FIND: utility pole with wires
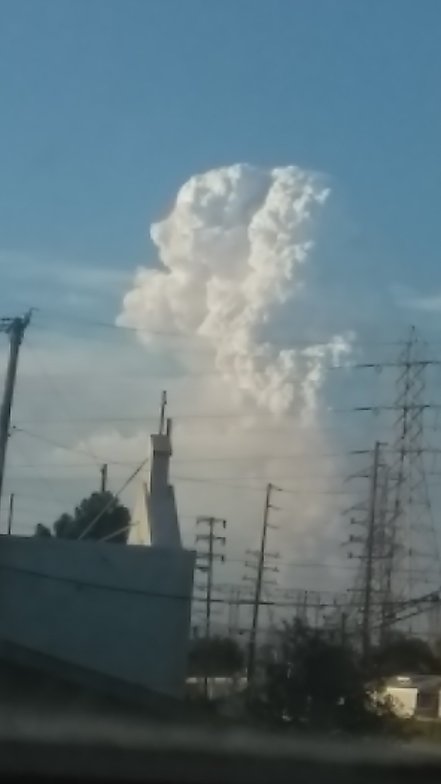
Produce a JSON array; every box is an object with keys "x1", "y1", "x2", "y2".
[
  {"x1": 7, "y1": 492, "x2": 14, "y2": 536},
  {"x1": 100, "y1": 463, "x2": 108, "y2": 493},
  {"x1": 195, "y1": 516, "x2": 227, "y2": 641},
  {"x1": 194, "y1": 516, "x2": 226, "y2": 698},
  {"x1": 227, "y1": 586, "x2": 242, "y2": 639},
  {"x1": 246, "y1": 482, "x2": 281, "y2": 683},
  {"x1": 158, "y1": 390, "x2": 167, "y2": 435},
  {"x1": 0, "y1": 311, "x2": 31, "y2": 520},
  {"x1": 344, "y1": 441, "x2": 387, "y2": 656},
  {"x1": 79, "y1": 457, "x2": 148, "y2": 541}
]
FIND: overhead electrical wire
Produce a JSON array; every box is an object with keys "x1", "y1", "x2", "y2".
[
  {"x1": 33, "y1": 308, "x2": 407, "y2": 349},
  {"x1": 0, "y1": 560, "x2": 437, "y2": 613},
  {"x1": 77, "y1": 458, "x2": 149, "y2": 540},
  {"x1": 24, "y1": 335, "x2": 100, "y2": 466}
]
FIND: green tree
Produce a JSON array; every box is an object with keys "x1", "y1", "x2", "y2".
[
  {"x1": 35, "y1": 522, "x2": 52, "y2": 538},
  {"x1": 34, "y1": 492, "x2": 130, "y2": 544},
  {"x1": 188, "y1": 636, "x2": 244, "y2": 677},
  {"x1": 372, "y1": 633, "x2": 440, "y2": 677},
  {"x1": 259, "y1": 620, "x2": 392, "y2": 733}
]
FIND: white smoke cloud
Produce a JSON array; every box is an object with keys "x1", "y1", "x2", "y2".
[
  {"x1": 118, "y1": 164, "x2": 351, "y2": 417},
  {"x1": 4, "y1": 166, "x2": 356, "y2": 600},
  {"x1": 112, "y1": 163, "x2": 356, "y2": 593}
]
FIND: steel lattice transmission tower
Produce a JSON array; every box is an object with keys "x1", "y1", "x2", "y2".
[
  {"x1": 381, "y1": 327, "x2": 441, "y2": 637},
  {"x1": 342, "y1": 327, "x2": 441, "y2": 647}
]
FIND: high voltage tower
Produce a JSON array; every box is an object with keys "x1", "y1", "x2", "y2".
[
  {"x1": 384, "y1": 329, "x2": 441, "y2": 631},
  {"x1": 345, "y1": 327, "x2": 441, "y2": 648}
]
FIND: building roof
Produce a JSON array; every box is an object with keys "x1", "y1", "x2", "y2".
[{"x1": 386, "y1": 673, "x2": 441, "y2": 690}]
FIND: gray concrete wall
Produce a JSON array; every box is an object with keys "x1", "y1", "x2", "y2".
[{"x1": 0, "y1": 536, "x2": 195, "y2": 697}]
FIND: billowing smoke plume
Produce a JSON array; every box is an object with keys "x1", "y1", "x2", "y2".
[
  {"x1": 118, "y1": 164, "x2": 350, "y2": 416},
  {"x1": 116, "y1": 163, "x2": 354, "y2": 587}
]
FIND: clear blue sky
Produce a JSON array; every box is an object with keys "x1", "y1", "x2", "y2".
[{"x1": 1, "y1": 0, "x2": 441, "y2": 313}]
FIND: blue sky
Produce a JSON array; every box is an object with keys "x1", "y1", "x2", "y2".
[
  {"x1": 2, "y1": 0, "x2": 441, "y2": 556},
  {"x1": 1, "y1": 0, "x2": 441, "y2": 314}
]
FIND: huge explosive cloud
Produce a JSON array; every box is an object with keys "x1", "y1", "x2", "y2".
[{"x1": 118, "y1": 163, "x2": 350, "y2": 417}]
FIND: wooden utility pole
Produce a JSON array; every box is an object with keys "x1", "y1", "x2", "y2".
[
  {"x1": 195, "y1": 516, "x2": 226, "y2": 698},
  {"x1": 196, "y1": 517, "x2": 226, "y2": 640},
  {"x1": 0, "y1": 312, "x2": 31, "y2": 519},
  {"x1": 7, "y1": 492, "x2": 14, "y2": 535},
  {"x1": 100, "y1": 463, "x2": 108, "y2": 493},
  {"x1": 362, "y1": 441, "x2": 382, "y2": 660},
  {"x1": 228, "y1": 587, "x2": 241, "y2": 638},
  {"x1": 247, "y1": 483, "x2": 279, "y2": 682},
  {"x1": 158, "y1": 390, "x2": 167, "y2": 434}
]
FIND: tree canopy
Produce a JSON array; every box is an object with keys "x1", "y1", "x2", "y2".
[
  {"x1": 371, "y1": 632, "x2": 440, "y2": 677},
  {"x1": 258, "y1": 620, "x2": 394, "y2": 733},
  {"x1": 34, "y1": 491, "x2": 130, "y2": 544},
  {"x1": 188, "y1": 636, "x2": 244, "y2": 677}
]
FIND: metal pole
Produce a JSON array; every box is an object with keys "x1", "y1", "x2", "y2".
[
  {"x1": 0, "y1": 314, "x2": 30, "y2": 518},
  {"x1": 362, "y1": 441, "x2": 381, "y2": 660},
  {"x1": 247, "y1": 483, "x2": 272, "y2": 682}
]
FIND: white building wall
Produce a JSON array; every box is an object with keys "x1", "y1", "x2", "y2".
[
  {"x1": 0, "y1": 536, "x2": 194, "y2": 698},
  {"x1": 385, "y1": 686, "x2": 418, "y2": 718},
  {"x1": 128, "y1": 430, "x2": 181, "y2": 548}
]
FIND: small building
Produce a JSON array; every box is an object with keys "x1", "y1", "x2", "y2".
[
  {"x1": 384, "y1": 674, "x2": 441, "y2": 719},
  {"x1": 0, "y1": 396, "x2": 195, "y2": 703}
]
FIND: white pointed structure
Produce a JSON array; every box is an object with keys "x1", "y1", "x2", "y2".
[{"x1": 128, "y1": 392, "x2": 181, "y2": 548}]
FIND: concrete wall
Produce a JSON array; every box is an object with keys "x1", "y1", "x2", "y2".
[{"x1": 0, "y1": 536, "x2": 194, "y2": 698}]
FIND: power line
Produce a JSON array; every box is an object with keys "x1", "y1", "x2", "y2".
[
  {"x1": 6, "y1": 424, "x2": 69, "y2": 510},
  {"x1": 6, "y1": 422, "x2": 382, "y2": 465},
  {"x1": 34, "y1": 308, "x2": 406, "y2": 348},
  {"x1": 77, "y1": 458, "x2": 149, "y2": 540},
  {"x1": 24, "y1": 335, "x2": 100, "y2": 467},
  {"x1": 12, "y1": 426, "x2": 104, "y2": 462},
  {"x1": 173, "y1": 476, "x2": 355, "y2": 495},
  {"x1": 0, "y1": 560, "x2": 434, "y2": 612}
]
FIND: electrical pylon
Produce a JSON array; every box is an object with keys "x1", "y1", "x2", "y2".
[
  {"x1": 345, "y1": 327, "x2": 441, "y2": 642},
  {"x1": 382, "y1": 327, "x2": 441, "y2": 637}
]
